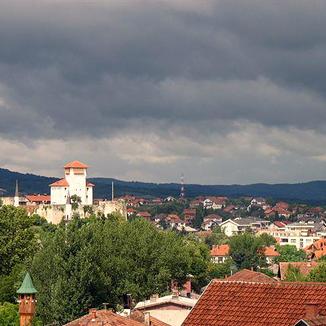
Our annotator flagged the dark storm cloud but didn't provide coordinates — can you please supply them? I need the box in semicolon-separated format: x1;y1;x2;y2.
2;0;326;184
0;0;326;140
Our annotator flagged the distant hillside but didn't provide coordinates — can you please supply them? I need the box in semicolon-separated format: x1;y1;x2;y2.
1;168;326;204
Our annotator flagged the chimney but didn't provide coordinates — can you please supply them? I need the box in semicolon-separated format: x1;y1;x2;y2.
144;312;150;326
90;308;97;321
304;302;320;319
150;294;159;302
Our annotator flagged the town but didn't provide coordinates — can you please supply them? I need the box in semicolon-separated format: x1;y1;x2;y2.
2;161;326;325
1;0;326;324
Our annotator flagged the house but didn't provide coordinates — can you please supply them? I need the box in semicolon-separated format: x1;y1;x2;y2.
135;294;197;326
305;238;326;260
219;218;270;237
210;244;229;263
127;208;137;217
223;205;236;214
226;269;277;283
164;196;176;202
137;211;152;221
25;194;51;205
250;197;266;207
278;262;318;280
50;160;94;205
202;214;222;231
64;309;145;326
269;221;289;231
275;201;290;210
182;274;326;326
183;209;196;224
166;214;185;228
211;244;279;265
202;197;227;210
261;222;323;249
264;245;280;264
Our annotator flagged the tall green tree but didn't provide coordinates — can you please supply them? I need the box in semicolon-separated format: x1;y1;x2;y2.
307;262;326;282
274;245;307;263
31;217;210;325
0;206;37;276
205;226;229;247
0;302;19;326
229;233;266;270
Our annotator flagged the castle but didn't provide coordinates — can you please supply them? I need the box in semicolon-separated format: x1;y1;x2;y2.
2;160;127;224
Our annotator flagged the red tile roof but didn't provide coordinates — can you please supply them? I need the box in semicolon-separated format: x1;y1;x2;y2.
64;309;144;326
226;269;277;283
306;239;326;259
210;244;229;257
64;160;89;169
264;246;280;257
182;280;326;326
131;310;171;326
49;178;69;187
25;195;51;203
297;315;326;325
279;262;318;280
273;221;287;228
137;211;151;218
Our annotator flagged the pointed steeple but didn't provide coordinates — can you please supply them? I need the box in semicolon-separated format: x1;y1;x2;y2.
17;272;37;326
17;272;37;294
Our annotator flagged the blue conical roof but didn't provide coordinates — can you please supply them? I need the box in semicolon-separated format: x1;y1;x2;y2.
17;272;37;294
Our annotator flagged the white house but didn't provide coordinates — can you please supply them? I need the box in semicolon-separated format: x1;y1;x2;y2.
50;160;94;205
219;218;270;237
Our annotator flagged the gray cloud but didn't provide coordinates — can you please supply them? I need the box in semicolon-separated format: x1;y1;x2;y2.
0;0;326;183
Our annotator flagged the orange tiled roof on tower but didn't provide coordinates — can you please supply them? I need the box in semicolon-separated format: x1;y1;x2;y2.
64;160;89;169
49;179;69;187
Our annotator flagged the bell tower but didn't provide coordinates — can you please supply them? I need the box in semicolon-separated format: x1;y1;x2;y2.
17;272;37;326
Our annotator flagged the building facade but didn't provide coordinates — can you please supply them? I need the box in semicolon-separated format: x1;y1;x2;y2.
50;161;94;205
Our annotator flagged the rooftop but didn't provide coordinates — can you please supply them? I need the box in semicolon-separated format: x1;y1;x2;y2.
17;272;37;295
226;269;277;283
135;294;196;310
183;280;326;326
64;160;89;169
49;178;69;187
64;309;144;326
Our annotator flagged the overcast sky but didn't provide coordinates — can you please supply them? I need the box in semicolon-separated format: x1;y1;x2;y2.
1;0;326;184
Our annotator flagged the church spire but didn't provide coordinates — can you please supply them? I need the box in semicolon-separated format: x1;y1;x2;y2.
17;272;37;326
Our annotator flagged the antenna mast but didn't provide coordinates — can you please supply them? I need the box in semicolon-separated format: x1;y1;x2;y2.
180;174;185;199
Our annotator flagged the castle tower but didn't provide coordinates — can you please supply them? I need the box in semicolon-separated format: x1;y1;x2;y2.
17;272;37;326
14;180;19;207
49;161;94;205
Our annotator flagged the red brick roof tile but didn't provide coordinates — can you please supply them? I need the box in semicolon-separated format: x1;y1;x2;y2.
226;269;277;283
49;178;69;187
64;309;144;326
210;244;229;257
279;262;318;280
264;246;280;257
183;281;326;326
64;160;89;169
25;195;51;203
